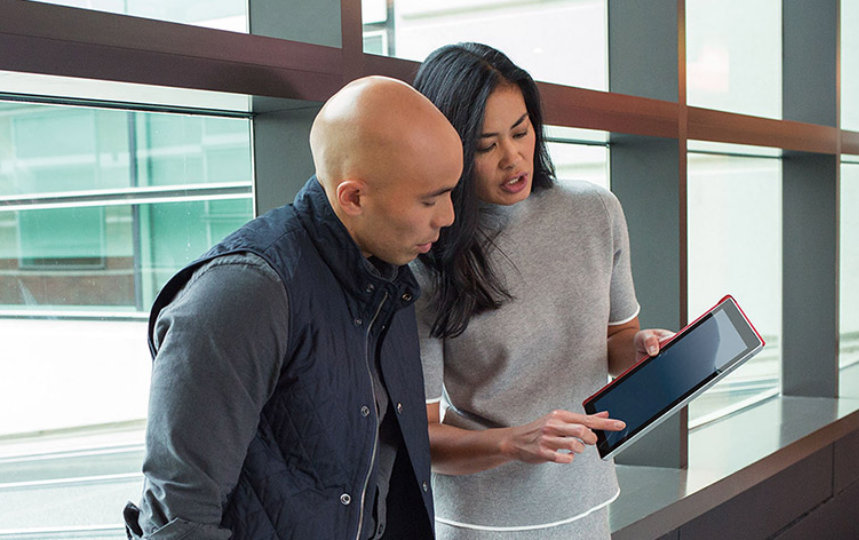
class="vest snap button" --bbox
[401,292,412,302]
[354,318,363,326]
[361,405,370,417]
[396,402,403,414]
[340,493,351,505]
[422,481,429,492]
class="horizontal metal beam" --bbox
[0,183,251,211]
[361,53,421,85]
[540,83,680,138]
[0,0,343,101]
[843,130,859,156]
[688,107,840,154]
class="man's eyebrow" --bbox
[421,185,456,198]
[479,113,529,138]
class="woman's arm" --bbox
[607,316,674,376]
[425,402,626,476]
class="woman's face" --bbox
[472,84,536,206]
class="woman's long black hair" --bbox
[414,42,555,338]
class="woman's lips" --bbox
[501,173,529,194]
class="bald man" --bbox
[124,76,462,540]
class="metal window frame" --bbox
[1,0,857,469]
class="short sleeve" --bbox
[410,262,444,403]
[601,190,641,325]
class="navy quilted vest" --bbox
[148,177,434,539]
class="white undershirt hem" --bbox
[435,487,621,532]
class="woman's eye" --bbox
[513,130,528,139]
[476,144,494,153]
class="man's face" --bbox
[355,167,459,266]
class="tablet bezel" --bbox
[582,294,765,460]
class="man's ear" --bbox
[335,180,366,217]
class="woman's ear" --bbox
[335,180,366,217]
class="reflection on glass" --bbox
[686,0,781,119]
[0,101,253,314]
[0,103,251,197]
[362,0,607,90]
[31,0,247,31]
[687,145,782,426]
[1,199,252,312]
[843,1,859,131]
[841,162,859,397]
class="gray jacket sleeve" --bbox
[126,252,289,539]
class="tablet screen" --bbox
[584,297,763,459]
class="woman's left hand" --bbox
[634,328,675,357]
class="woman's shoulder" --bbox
[533,180,621,215]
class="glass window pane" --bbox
[686,0,782,119]
[31,0,247,32]
[18,207,106,268]
[140,198,254,307]
[0,103,252,198]
[0,93,253,537]
[843,1,859,130]
[546,126,609,189]
[1,199,252,313]
[686,145,782,426]
[0,318,151,435]
[135,113,252,188]
[362,0,608,90]
[0,99,252,462]
[841,161,859,396]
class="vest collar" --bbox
[293,177,421,317]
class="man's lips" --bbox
[417,238,437,253]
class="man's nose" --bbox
[434,195,455,228]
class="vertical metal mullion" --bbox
[781,0,839,398]
[608,0,685,468]
[127,110,144,312]
[341,0,363,83]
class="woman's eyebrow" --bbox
[479,113,529,138]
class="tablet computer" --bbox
[582,294,765,460]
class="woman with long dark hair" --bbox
[413,43,671,539]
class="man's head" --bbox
[310,76,463,266]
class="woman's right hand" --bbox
[499,409,625,464]
[426,403,625,475]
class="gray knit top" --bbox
[415,181,640,532]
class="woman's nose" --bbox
[498,138,519,169]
